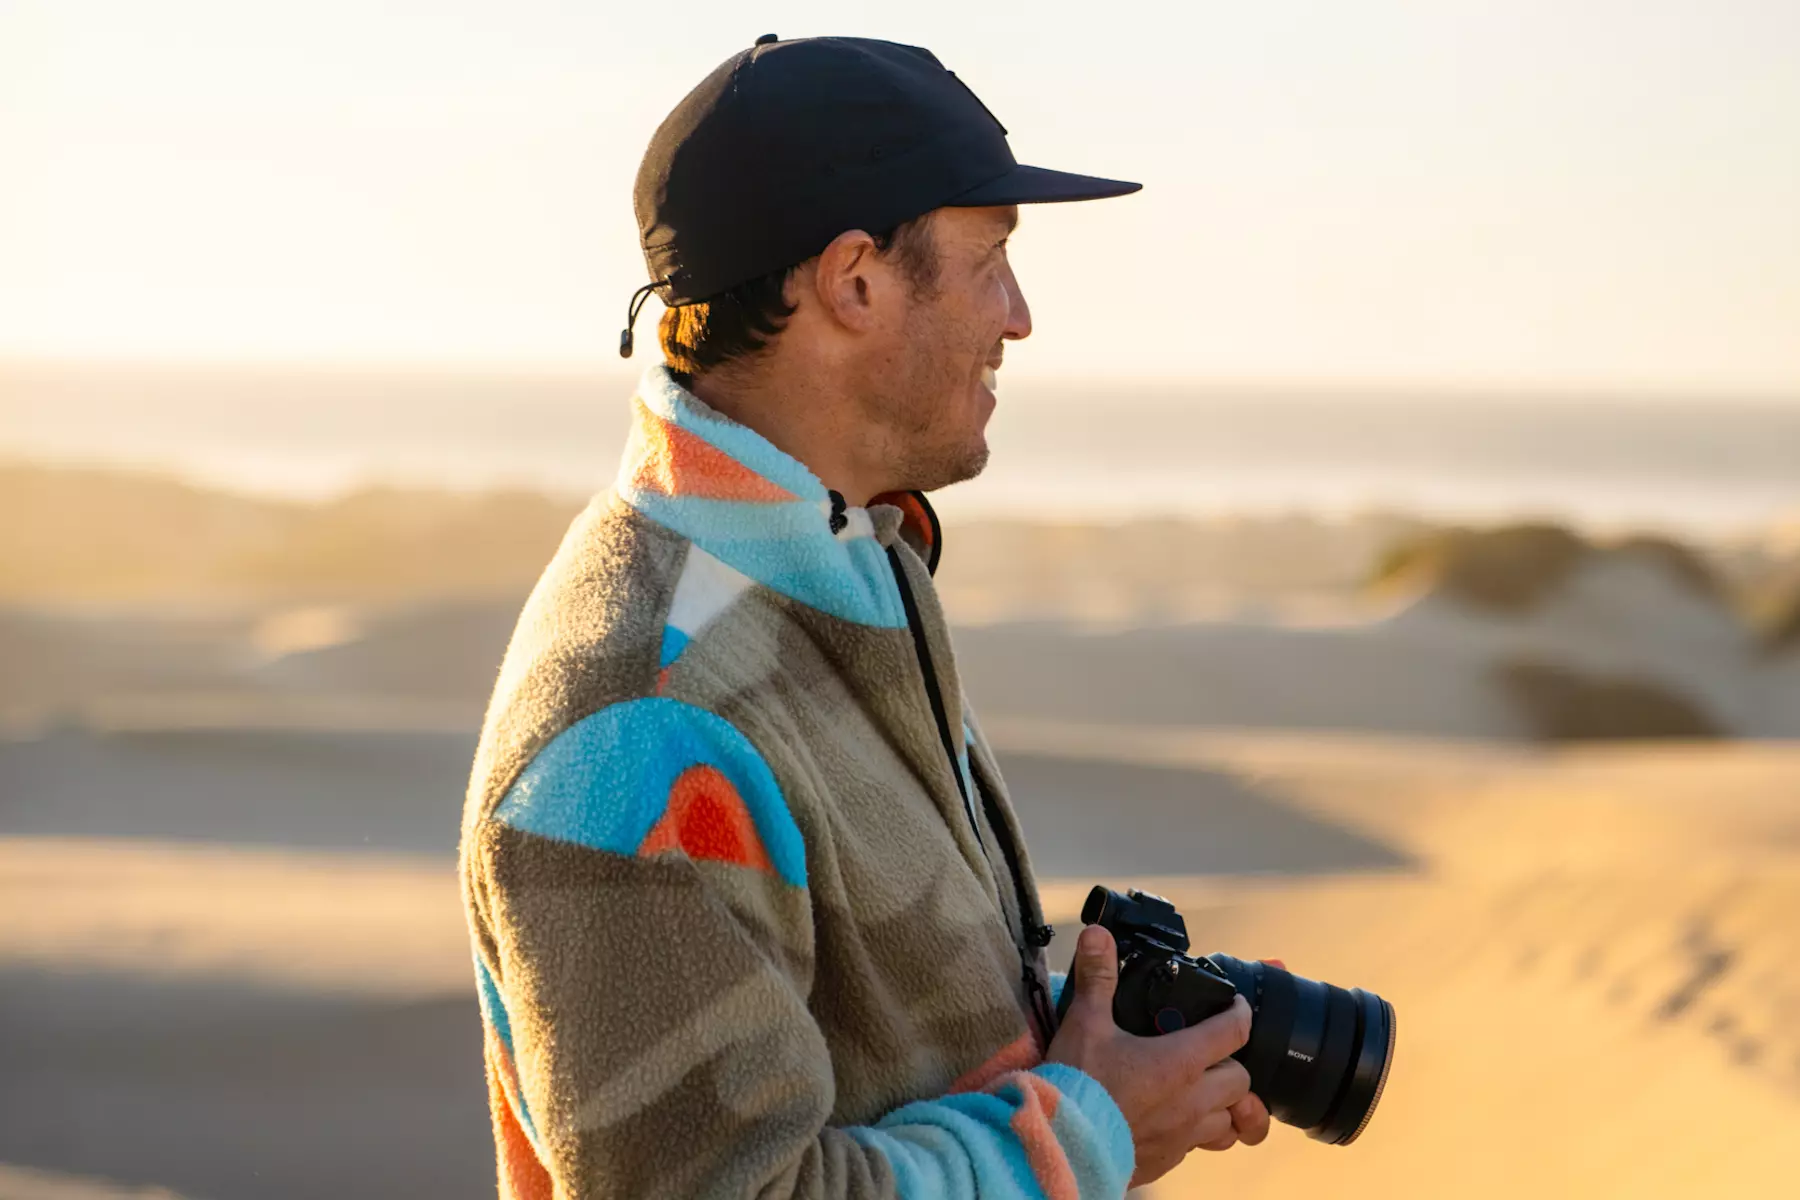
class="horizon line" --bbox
[3,354,1798,407]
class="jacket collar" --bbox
[616,365,940,628]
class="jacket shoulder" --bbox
[463,492,686,829]
[483,694,806,889]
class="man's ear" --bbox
[808,229,896,333]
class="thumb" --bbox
[1068,924,1119,1016]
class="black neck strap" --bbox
[972,755,1058,1040]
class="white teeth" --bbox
[982,366,998,391]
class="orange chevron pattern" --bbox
[949,1029,1044,1094]
[626,398,798,503]
[638,764,776,873]
[1000,1072,1077,1200]
[485,1033,554,1200]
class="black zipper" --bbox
[886,544,1058,1041]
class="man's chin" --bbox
[953,445,991,488]
[908,441,990,494]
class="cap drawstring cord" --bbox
[619,279,668,358]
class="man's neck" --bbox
[686,365,890,507]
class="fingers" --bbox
[1190,1109,1234,1151]
[1200,1059,1251,1112]
[1164,994,1252,1079]
[1229,1093,1271,1147]
[1171,1059,1250,1153]
[1067,925,1119,1017]
[1195,1093,1269,1153]
[1192,1081,1267,1154]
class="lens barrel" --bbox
[1205,954,1396,1145]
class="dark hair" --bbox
[659,212,938,379]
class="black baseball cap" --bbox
[632,35,1141,313]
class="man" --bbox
[460,35,1269,1199]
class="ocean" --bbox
[4,362,1798,533]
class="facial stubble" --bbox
[873,292,996,495]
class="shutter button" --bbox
[755,33,779,46]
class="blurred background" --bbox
[3,2,1798,1197]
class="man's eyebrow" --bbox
[1001,208,1020,236]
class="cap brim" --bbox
[944,163,1141,207]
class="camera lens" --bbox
[1204,954,1396,1145]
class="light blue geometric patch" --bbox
[846,1094,1035,1199]
[474,954,540,1147]
[620,366,909,629]
[658,625,690,669]
[618,486,906,629]
[841,1063,1135,1199]
[491,697,807,887]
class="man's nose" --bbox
[1002,264,1033,341]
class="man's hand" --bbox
[1046,925,1271,1187]
[1194,1090,1272,1153]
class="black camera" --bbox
[1055,885,1395,1145]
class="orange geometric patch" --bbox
[484,1034,553,1200]
[627,399,797,503]
[638,764,775,873]
[999,1071,1077,1200]
[949,1029,1044,1094]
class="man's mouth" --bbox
[981,365,998,392]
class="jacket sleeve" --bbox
[463,697,1133,1200]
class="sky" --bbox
[2,0,1797,393]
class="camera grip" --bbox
[1113,954,1239,1037]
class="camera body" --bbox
[1060,887,1240,1036]
[1055,885,1396,1146]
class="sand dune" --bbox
[0,838,466,996]
[25,591,1799,749]
[952,543,1800,743]
[1132,867,1800,1198]
[1022,729,1800,1198]
[12,491,1800,747]
[0,1163,192,1200]
[1,726,474,852]
[5,497,1799,1197]
[1,966,488,1200]
[6,715,1796,1198]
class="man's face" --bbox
[861,205,1032,494]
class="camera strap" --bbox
[976,771,1059,1043]
[885,539,1059,1043]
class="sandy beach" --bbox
[4,482,1799,1198]
[6,717,1797,1198]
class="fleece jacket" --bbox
[458,365,1134,1199]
